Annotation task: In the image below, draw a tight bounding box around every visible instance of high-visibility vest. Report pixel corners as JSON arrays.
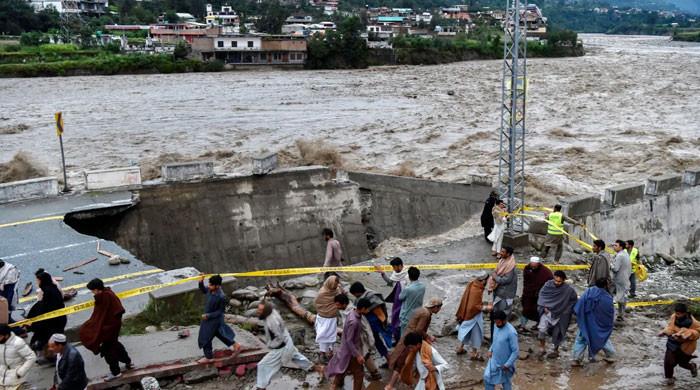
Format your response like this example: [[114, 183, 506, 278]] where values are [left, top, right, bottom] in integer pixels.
[[628, 247, 639, 271], [547, 212, 564, 235]]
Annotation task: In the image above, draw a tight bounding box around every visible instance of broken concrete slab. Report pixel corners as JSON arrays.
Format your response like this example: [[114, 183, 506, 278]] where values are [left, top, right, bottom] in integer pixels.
[[683, 168, 700, 186], [503, 232, 529, 248], [645, 174, 682, 196], [561, 193, 601, 217], [604, 183, 645, 207]]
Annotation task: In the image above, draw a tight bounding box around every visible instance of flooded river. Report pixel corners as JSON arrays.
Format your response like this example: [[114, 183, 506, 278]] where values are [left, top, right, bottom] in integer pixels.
[[1, 34, 700, 200]]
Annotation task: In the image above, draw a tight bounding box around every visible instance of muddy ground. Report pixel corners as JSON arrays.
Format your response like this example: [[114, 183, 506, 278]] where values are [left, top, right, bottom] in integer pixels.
[[175, 235, 700, 390]]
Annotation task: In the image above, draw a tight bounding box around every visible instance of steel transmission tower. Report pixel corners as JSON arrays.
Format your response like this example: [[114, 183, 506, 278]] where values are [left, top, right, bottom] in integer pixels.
[[498, 0, 527, 233]]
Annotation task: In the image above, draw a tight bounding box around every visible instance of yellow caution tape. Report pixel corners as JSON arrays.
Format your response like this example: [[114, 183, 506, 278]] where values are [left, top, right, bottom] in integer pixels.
[[11, 262, 589, 327], [18, 268, 165, 304], [627, 297, 700, 308], [0, 215, 64, 229], [12, 274, 200, 327]]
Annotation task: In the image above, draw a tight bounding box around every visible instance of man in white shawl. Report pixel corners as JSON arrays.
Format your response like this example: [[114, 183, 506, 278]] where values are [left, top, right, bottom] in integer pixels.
[[488, 200, 507, 256], [375, 257, 410, 343], [611, 240, 631, 322], [255, 302, 322, 389]]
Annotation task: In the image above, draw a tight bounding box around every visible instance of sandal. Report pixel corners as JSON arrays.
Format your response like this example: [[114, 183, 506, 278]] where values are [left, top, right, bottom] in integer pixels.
[[456, 348, 467, 355]]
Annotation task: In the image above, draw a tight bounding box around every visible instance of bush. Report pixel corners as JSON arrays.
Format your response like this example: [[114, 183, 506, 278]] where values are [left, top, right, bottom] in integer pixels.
[[19, 32, 47, 46]]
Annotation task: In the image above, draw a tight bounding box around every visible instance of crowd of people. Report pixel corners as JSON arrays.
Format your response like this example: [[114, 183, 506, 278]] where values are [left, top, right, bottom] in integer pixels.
[[0, 205, 697, 389]]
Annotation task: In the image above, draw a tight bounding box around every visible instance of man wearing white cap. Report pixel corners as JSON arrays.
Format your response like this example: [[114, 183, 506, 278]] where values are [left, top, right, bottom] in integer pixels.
[[520, 257, 553, 331], [48, 334, 88, 390]]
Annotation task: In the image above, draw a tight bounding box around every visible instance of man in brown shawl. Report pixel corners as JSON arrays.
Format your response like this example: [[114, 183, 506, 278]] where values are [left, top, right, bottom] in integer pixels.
[[79, 278, 133, 381], [385, 298, 443, 390], [455, 272, 488, 359], [519, 257, 553, 331], [314, 274, 344, 361]]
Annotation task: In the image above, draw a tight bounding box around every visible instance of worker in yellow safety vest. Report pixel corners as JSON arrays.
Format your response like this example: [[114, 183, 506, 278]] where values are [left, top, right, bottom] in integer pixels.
[[540, 204, 578, 264], [626, 240, 639, 298]]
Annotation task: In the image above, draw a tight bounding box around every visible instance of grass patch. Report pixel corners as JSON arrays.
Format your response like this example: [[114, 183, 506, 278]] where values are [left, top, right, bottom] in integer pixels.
[[121, 294, 201, 336]]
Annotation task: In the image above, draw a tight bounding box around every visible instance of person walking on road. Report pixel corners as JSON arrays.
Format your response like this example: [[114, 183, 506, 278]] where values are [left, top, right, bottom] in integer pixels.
[[483, 310, 519, 390], [0, 324, 35, 390], [79, 278, 133, 381], [48, 333, 88, 390], [325, 298, 371, 390], [197, 274, 240, 363]]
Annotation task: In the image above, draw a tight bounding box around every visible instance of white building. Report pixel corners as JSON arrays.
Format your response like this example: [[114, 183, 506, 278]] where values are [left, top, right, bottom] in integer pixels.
[[30, 0, 108, 14], [206, 4, 240, 26], [214, 36, 262, 51]]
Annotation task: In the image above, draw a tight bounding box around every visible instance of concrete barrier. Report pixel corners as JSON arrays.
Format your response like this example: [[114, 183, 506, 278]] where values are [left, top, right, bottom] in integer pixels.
[[466, 174, 493, 187], [162, 161, 214, 182], [527, 220, 548, 235], [604, 183, 645, 207], [683, 168, 700, 186], [561, 193, 601, 217], [84, 167, 141, 190], [0, 177, 58, 204], [252, 153, 277, 175], [645, 174, 682, 196]]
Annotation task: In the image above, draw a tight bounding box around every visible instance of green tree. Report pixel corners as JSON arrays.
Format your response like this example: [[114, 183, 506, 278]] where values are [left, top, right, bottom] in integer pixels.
[[174, 40, 189, 59], [255, 1, 289, 34], [165, 11, 180, 24]]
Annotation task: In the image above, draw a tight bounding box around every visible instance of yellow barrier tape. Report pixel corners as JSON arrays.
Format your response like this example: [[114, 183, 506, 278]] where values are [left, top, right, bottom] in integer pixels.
[[627, 297, 700, 308], [11, 262, 589, 327], [0, 215, 64, 229], [18, 268, 165, 304], [12, 274, 200, 327]]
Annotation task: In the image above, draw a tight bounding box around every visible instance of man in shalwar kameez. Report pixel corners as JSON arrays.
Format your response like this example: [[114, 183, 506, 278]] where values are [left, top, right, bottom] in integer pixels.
[[255, 302, 321, 389], [455, 272, 488, 360], [325, 298, 372, 390], [483, 310, 518, 390]]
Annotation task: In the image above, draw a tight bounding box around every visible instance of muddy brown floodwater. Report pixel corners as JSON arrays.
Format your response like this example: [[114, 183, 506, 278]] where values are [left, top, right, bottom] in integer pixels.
[[1, 34, 699, 201]]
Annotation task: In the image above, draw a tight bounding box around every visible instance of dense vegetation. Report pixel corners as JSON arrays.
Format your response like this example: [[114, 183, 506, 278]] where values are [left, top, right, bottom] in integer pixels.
[[0, 44, 223, 77], [306, 16, 370, 69], [673, 29, 700, 41], [389, 28, 582, 65]]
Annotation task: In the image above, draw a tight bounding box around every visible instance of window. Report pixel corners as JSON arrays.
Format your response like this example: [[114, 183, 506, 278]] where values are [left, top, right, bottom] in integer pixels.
[[261, 53, 267, 60], [247, 41, 254, 48], [217, 41, 224, 48], [231, 41, 237, 48]]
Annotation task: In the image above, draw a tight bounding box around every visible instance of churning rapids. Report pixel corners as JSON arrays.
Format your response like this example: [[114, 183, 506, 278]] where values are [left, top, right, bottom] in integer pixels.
[[1, 34, 699, 201]]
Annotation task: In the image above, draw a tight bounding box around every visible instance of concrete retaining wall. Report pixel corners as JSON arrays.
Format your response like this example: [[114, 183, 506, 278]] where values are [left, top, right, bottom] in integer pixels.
[[162, 161, 214, 182], [0, 177, 58, 204], [348, 171, 493, 245], [66, 167, 494, 274], [69, 167, 367, 273], [84, 167, 142, 190], [562, 169, 700, 258]]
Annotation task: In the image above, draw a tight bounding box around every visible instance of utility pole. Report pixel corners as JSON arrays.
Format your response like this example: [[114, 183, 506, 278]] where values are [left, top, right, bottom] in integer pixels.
[[498, 0, 527, 234]]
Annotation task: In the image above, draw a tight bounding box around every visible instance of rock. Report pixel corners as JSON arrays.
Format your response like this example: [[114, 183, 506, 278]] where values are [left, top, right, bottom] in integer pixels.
[[145, 325, 158, 333], [518, 351, 529, 360], [288, 325, 306, 346], [248, 300, 261, 310], [235, 364, 247, 377], [299, 276, 320, 287], [108, 255, 122, 266], [656, 252, 677, 265], [141, 376, 161, 390], [447, 90, 455, 96], [183, 367, 218, 384], [120, 257, 131, 264], [229, 298, 243, 307], [281, 280, 305, 290], [232, 288, 258, 301], [440, 320, 458, 337], [243, 308, 258, 317]]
